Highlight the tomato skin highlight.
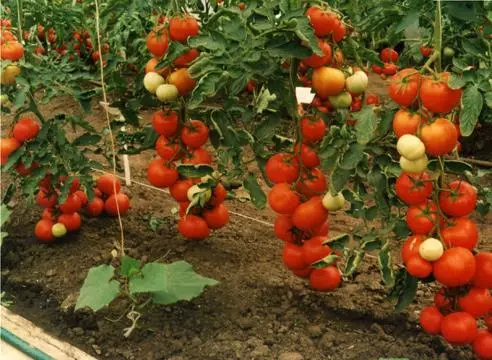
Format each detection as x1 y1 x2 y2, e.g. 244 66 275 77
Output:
433 247 477 287
419 306 443 335
441 312 477 346
309 266 341 291
401 234 425 264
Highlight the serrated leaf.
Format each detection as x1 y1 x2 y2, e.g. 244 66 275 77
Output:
177 164 213 178
339 143 365 170
331 166 351 193
378 242 394 287
448 73 467 89
394 11 419 33
188 72 224 109
75 265 120 312
354 107 379 144
243 173 266 209
294 17 322 56
344 250 364 277
120 256 141 278
460 85 483 137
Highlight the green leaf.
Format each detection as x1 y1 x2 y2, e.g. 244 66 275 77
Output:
378 242 394 287
266 41 311 59
177 164 214 178
459 85 483 137
243 173 267 209
188 72 225 109
394 219 410 239
485 92 492 108
255 87 277 114
339 143 365 170
75 265 120 312
344 250 364 277
331 166 351 193
327 233 350 252
448 73 467 89
73 133 101 146
294 17 322 56
0 203 12 246
119 256 141 278
254 113 280 141
388 269 418 313
354 107 379 144
312 254 340 269
394 11 419 33
188 34 226 51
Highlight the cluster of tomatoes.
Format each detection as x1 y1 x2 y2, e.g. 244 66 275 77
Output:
0 19 24 86
143 14 199 102
388 68 492 357
146 109 229 240
372 47 399 79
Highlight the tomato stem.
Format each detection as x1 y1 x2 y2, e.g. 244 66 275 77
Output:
433 0 442 73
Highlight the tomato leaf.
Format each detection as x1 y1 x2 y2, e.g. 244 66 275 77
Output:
459 85 483 137
339 143 366 170
188 33 226 51
330 166 351 193
75 265 120 312
188 72 226 109
448 73 467 90
294 17 322 56
266 41 312 59
255 87 277 114
0 203 12 246
378 242 395 287
312 254 340 269
354 107 379 144
177 164 214 178
388 269 418 313
484 92 492 109
394 11 419 34
343 250 364 277
73 133 101 147
243 173 267 209
119 256 141 279
327 233 350 252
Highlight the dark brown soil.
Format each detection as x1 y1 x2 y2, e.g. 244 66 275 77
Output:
2 76 491 360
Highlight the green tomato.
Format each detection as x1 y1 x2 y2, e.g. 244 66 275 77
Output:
443 47 455 57
322 192 345 211
156 84 179 102
345 71 368 94
396 134 426 160
328 91 352 109
51 223 67 238
143 72 165 94
399 154 428 173
419 238 444 261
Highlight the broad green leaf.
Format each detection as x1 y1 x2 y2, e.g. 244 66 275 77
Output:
254 113 280 141
177 164 213 178
243 173 267 209
188 34 226 51
331 166 351 193
378 242 394 287
294 17 322 56
485 92 492 108
390 269 418 313
339 143 365 170
73 133 101 147
119 256 141 278
0 204 11 246
75 265 120 312
328 233 349 252
460 85 483 137
448 73 467 90
360 236 381 251
188 72 224 109
266 42 311 59
130 263 168 294
354 107 379 144
394 11 419 33
428 159 473 174
312 254 340 269
394 219 410 239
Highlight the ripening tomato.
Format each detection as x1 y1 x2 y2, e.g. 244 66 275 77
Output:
265 153 300 184
105 193 130 216
388 68 421 107
168 68 196 95
73 190 88 206
309 266 341 291
58 212 81 232
433 247 476 287
401 234 425 264
170 179 193 202
441 312 477 345
441 217 478 250
86 196 104 217
312 67 345 99
181 120 209 149
268 183 300 214
395 172 433 205
96 173 121 195
156 136 181 160
459 288 492 318
419 306 443 335
178 215 210 240
58 176 80 194
174 48 200 67
146 28 169 57
283 243 307 270
301 116 326 143
274 215 295 242
169 15 199 43
35 219 55 242
182 148 212 165
13 117 40 142
365 94 380 105
473 330 492 360
59 193 82 214
203 204 229 230
292 196 328 231
383 63 398 75
419 46 433 57
406 254 433 278
305 7 338 37
295 143 320 168
405 201 438 235
1 41 24 60
380 48 398 63
145 58 169 76
152 110 178 137
420 118 458 156
296 168 327 198
1 137 20 164
302 39 332 68
420 73 462 113
210 183 227 206
439 180 476 217
147 159 179 188
302 236 331 265
392 109 423 138
473 252 492 289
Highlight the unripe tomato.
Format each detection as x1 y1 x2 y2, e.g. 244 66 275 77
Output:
312 67 345 99
419 238 444 261
443 47 455 57
105 193 130 216
345 71 368 94
396 134 426 160
321 192 344 211
156 84 179 102
51 223 67 238
399 155 428 173
309 266 341 291
328 91 352 109
143 72 165 94
168 68 196 96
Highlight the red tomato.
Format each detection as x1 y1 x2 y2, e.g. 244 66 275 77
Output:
350 98 362 112
302 236 331 265
86 197 104 217
169 15 199 43
145 58 169 75
73 190 88 206
405 201 438 235
283 243 307 270
473 330 492 360
146 28 169 57
380 48 398 63
332 20 346 43
441 312 477 345
13 117 40 142
433 247 476 287
312 221 329 237
420 73 462 113
58 176 80 194
441 217 478 250
1 137 21 164
401 234 425 264
419 306 443 335
36 190 58 208
59 193 82 214
203 204 229 230
365 94 380 105
292 196 328 231
181 120 209 149
152 110 178 137
295 143 320 169
392 109 423 138
265 153 300 184
58 212 81 232
305 7 339 37
182 148 212 165
486 315 492 331
395 172 433 205
439 180 476 217
301 116 326 143
170 179 194 202
178 215 210 240
156 136 181 161
309 266 341 291
268 183 300 215
459 288 492 318
1 41 24 60
292 267 313 278
406 255 433 278
388 68 421 107
105 193 130 216
34 219 54 242
296 168 327 198
420 118 458 156
383 63 398 75
41 208 54 221
419 46 433 57
434 288 451 310
473 252 492 289
245 80 256 93
210 183 227 206
302 39 332 68
173 48 200 67
147 159 179 188
96 174 121 195
15 161 38 176
274 215 295 242
372 64 383 74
